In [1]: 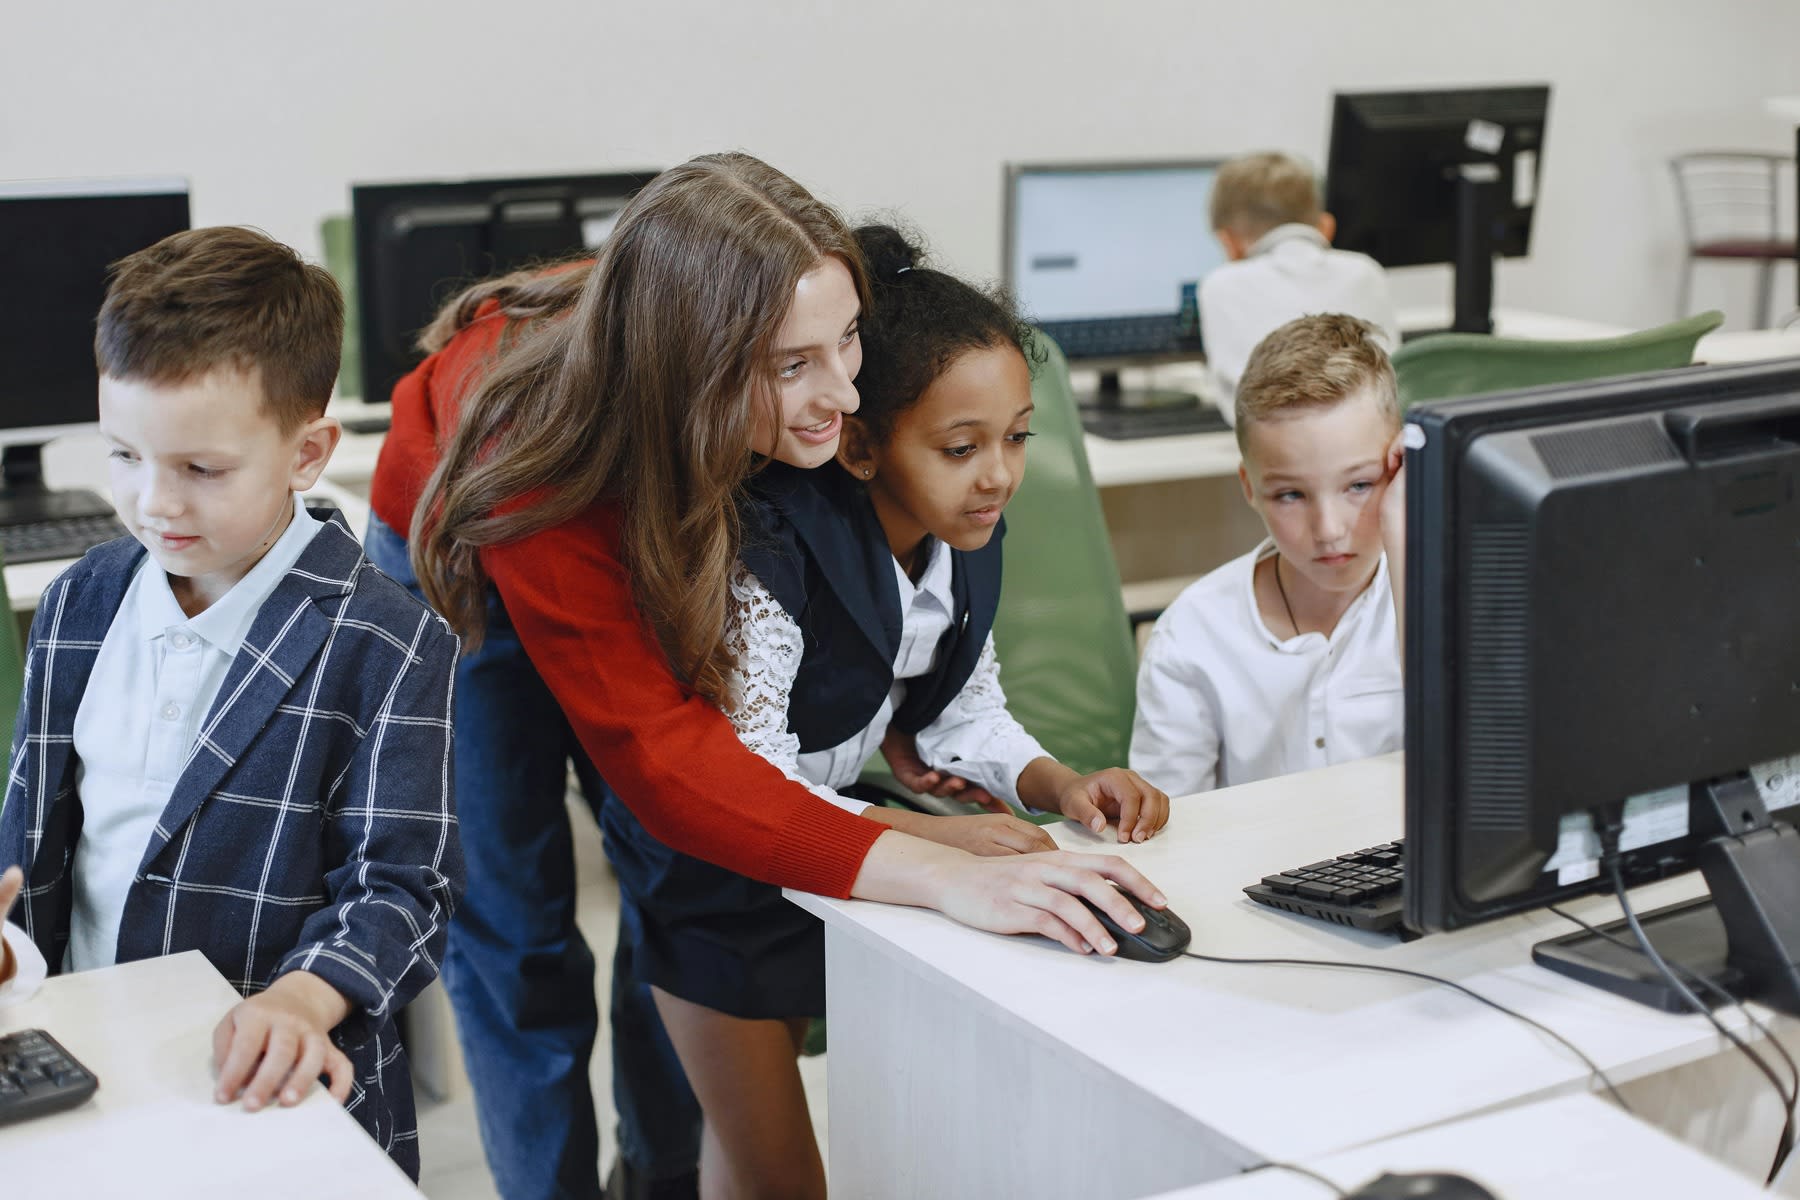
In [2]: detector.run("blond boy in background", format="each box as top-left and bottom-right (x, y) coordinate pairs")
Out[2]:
(1201, 153), (1400, 405)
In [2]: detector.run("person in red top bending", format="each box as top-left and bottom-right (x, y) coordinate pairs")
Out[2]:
(371, 152), (1169, 1200)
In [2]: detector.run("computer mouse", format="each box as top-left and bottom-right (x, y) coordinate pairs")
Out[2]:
(1077, 888), (1191, 962)
(1345, 1171), (1499, 1200)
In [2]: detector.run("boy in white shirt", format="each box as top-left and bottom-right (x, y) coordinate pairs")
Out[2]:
(1200, 152), (1400, 405)
(1131, 314), (1405, 796)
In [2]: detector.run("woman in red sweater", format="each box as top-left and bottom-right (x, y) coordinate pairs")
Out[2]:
(374, 153), (1166, 1200)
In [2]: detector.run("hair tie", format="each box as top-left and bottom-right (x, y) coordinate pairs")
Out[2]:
(894, 265), (913, 275)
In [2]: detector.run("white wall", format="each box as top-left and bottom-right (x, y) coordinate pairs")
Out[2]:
(5, 0), (1796, 332)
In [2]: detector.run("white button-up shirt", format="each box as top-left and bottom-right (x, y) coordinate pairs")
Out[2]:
(1199, 223), (1400, 406)
(1129, 539), (1402, 796)
(726, 537), (1048, 813)
(65, 496), (324, 971)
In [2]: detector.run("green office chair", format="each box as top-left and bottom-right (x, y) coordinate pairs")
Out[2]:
(856, 333), (1139, 818)
(319, 215), (362, 401)
(1391, 311), (1724, 410)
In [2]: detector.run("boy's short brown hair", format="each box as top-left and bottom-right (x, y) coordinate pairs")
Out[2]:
(95, 226), (343, 432)
(1234, 313), (1398, 448)
(1209, 152), (1322, 238)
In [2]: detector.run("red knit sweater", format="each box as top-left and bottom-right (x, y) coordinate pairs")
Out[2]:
(368, 305), (884, 898)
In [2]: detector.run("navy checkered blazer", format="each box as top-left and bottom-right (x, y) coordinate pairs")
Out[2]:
(0, 512), (462, 1179)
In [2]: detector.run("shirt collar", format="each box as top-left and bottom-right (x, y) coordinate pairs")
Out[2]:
(1249, 223), (1330, 258)
(893, 536), (954, 614)
(136, 494), (324, 656)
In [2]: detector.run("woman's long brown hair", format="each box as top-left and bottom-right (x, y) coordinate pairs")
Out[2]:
(411, 152), (870, 706)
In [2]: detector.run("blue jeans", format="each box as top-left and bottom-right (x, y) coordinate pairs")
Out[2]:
(366, 515), (701, 1200)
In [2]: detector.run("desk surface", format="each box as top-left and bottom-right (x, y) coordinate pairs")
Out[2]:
(1151, 1093), (1765, 1199)
(790, 754), (1787, 1167)
(0, 952), (420, 1199)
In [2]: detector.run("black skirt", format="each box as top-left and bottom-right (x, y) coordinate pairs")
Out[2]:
(601, 794), (825, 1020)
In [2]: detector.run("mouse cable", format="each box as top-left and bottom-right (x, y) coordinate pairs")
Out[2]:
(1548, 902), (1797, 1113)
(1178, 949), (1631, 1112)
(1242, 1159), (1349, 1197)
(1601, 859), (1797, 1185)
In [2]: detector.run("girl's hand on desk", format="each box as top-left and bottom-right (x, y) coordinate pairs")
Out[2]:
(1046, 767), (1171, 844)
(868, 807), (1056, 856)
(212, 970), (354, 1113)
(0, 867), (20, 985)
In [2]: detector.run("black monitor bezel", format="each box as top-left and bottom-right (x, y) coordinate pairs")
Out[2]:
(349, 169), (658, 404)
(1402, 357), (1800, 933)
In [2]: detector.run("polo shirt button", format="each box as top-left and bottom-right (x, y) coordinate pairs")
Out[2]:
(170, 632), (193, 650)
(160, 702), (181, 721)
(1314, 736), (1326, 749)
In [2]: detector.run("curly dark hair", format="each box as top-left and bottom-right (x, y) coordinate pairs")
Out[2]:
(851, 223), (1040, 443)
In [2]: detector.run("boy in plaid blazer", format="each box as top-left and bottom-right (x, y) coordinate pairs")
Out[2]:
(0, 228), (461, 1180)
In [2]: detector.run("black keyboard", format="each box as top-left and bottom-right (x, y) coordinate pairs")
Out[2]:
(0, 514), (128, 564)
(1081, 403), (1232, 441)
(1041, 315), (1186, 359)
(1244, 840), (1406, 933)
(0, 1028), (99, 1126)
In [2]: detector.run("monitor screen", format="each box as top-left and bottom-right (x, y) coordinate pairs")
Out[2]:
(1004, 161), (1223, 361)
(1326, 85), (1549, 271)
(0, 178), (190, 444)
(351, 170), (658, 404)
(1403, 358), (1800, 933)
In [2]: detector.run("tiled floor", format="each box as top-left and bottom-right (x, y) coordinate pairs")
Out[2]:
(414, 795), (830, 1199)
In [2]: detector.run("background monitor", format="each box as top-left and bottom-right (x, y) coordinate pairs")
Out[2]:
(0, 177), (190, 520)
(1002, 160), (1224, 411)
(1404, 358), (1800, 1011)
(350, 170), (659, 405)
(1326, 85), (1550, 334)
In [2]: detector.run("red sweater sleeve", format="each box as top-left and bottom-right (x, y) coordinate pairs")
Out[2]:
(480, 505), (885, 898)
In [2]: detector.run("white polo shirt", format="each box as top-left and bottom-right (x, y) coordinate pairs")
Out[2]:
(1199, 223), (1400, 406)
(64, 496), (323, 972)
(1129, 540), (1402, 797)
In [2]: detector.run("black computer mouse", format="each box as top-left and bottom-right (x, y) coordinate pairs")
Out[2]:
(1077, 888), (1191, 962)
(1346, 1171), (1500, 1200)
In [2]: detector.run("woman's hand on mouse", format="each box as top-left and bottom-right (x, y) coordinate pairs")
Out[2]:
(851, 834), (1169, 957)
(1016, 760), (1170, 843)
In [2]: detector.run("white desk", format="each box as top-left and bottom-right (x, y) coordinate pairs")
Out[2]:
(0, 951), (421, 1199)
(1149, 1093), (1766, 1199)
(789, 755), (1794, 1200)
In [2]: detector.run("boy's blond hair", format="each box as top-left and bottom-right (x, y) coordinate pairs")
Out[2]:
(1234, 313), (1398, 449)
(95, 226), (343, 433)
(1209, 152), (1322, 239)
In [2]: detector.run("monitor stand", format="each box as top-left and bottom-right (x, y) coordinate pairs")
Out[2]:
(1081, 368), (1200, 412)
(1533, 774), (1800, 1016)
(1078, 371), (1230, 440)
(1400, 164), (1502, 343)
(0, 444), (114, 527)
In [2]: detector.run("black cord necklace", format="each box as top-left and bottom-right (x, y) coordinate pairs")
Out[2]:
(1273, 555), (1301, 638)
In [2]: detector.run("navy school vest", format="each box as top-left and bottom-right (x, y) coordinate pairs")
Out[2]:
(737, 463), (1005, 754)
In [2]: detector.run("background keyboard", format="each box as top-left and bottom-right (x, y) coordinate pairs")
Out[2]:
(1080, 403), (1232, 440)
(0, 514), (128, 565)
(1244, 840), (1406, 933)
(0, 1028), (99, 1126)
(1040, 315), (1185, 358)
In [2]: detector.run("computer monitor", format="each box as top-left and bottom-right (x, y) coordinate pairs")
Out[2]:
(1404, 357), (1800, 1014)
(1326, 85), (1550, 336)
(0, 177), (190, 523)
(350, 170), (658, 405)
(1002, 160), (1225, 411)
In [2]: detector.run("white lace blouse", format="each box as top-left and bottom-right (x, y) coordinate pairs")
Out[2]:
(722, 537), (1048, 815)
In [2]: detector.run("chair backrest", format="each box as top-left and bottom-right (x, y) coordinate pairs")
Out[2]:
(991, 333), (1138, 775)
(1391, 311), (1724, 410)
(319, 214), (363, 400)
(1669, 152), (1791, 248)
(0, 553), (24, 781)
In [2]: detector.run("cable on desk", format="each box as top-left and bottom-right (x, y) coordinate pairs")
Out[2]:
(1178, 949), (1632, 1112)
(1601, 858), (1797, 1185)
(1242, 1160), (1350, 1197)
